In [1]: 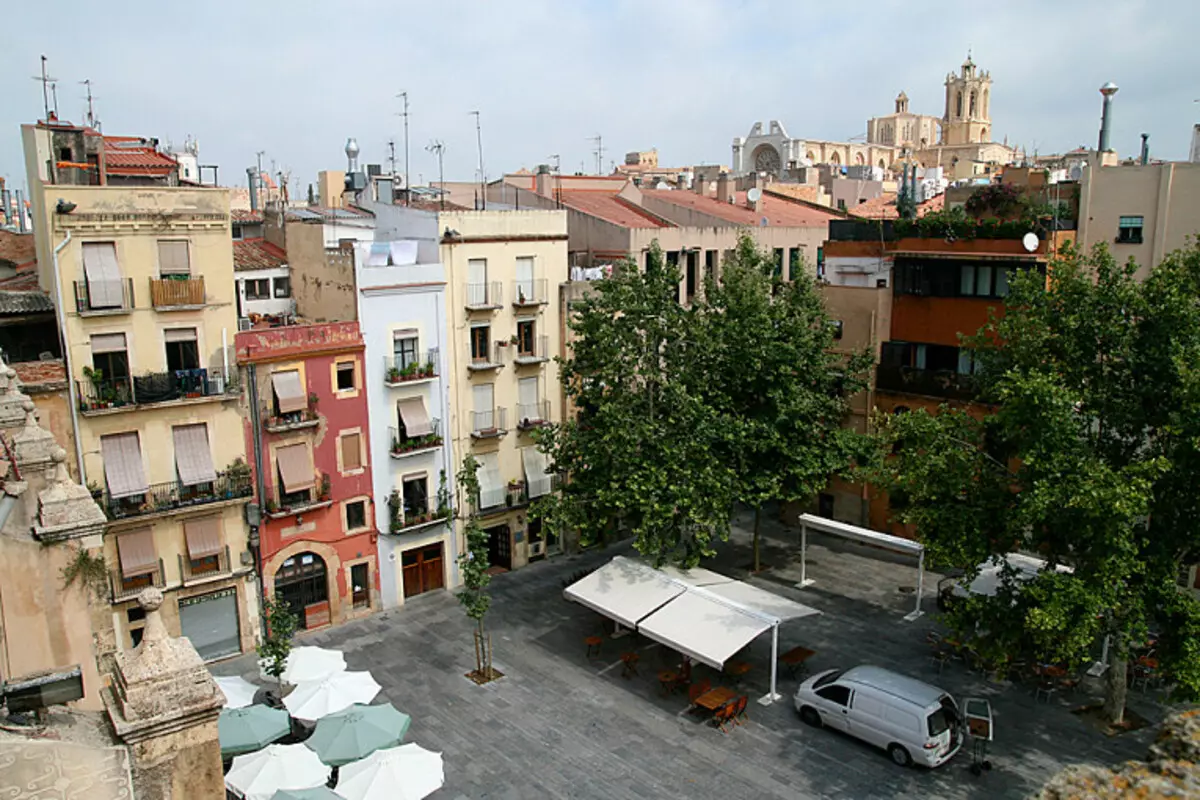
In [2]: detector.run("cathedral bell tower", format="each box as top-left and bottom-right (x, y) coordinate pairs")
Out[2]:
(942, 54), (992, 145)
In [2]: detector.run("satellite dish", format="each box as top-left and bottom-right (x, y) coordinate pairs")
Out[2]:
(747, 187), (762, 203)
(1068, 164), (1084, 181)
(1022, 232), (1040, 253)
(655, 181), (670, 190)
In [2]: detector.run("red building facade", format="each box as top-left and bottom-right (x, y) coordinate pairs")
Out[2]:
(236, 321), (380, 629)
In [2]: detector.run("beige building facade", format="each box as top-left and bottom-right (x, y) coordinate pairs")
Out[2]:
(22, 122), (259, 664)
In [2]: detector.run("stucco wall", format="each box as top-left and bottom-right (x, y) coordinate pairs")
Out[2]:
(288, 222), (359, 323)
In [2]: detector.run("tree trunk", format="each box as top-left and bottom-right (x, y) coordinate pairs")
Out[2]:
(1103, 638), (1128, 727)
(753, 506), (762, 573)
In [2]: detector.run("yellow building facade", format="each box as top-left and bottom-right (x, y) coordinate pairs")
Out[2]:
(22, 123), (259, 663)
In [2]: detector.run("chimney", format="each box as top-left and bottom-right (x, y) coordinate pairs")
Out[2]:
(717, 172), (731, 204)
(675, 174), (687, 191)
(535, 164), (552, 197)
(1097, 82), (1118, 153)
(15, 190), (27, 233)
(692, 174), (707, 196)
(345, 137), (360, 173)
(246, 167), (258, 212)
(1140, 133), (1150, 166)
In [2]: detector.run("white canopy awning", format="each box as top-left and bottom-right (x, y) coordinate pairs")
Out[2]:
(651, 563), (733, 587)
(562, 556), (683, 629)
(706, 581), (822, 622)
(637, 590), (772, 670)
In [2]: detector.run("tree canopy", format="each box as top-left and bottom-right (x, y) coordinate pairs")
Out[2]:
(868, 240), (1200, 723)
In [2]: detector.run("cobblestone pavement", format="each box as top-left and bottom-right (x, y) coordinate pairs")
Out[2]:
(215, 510), (1166, 799)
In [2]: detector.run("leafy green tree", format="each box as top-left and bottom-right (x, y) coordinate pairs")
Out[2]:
(257, 596), (297, 690)
(869, 241), (1200, 724)
(696, 234), (871, 571)
(534, 243), (733, 567)
(456, 454), (496, 681)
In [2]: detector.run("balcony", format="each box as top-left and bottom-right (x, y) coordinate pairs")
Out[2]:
(467, 342), (508, 371)
(387, 504), (451, 535)
(516, 400), (550, 430)
(74, 279), (135, 316)
(470, 407), (508, 439)
(78, 368), (232, 414)
(179, 545), (234, 585)
(110, 559), (166, 602)
(263, 408), (320, 433)
(512, 279), (548, 308)
(384, 351), (439, 386)
(478, 482), (527, 517)
(150, 276), (206, 310)
(389, 419), (443, 458)
(102, 469), (253, 522)
(465, 282), (502, 311)
(513, 335), (550, 366)
(875, 364), (978, 402)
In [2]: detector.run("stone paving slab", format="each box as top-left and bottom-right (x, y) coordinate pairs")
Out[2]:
(0, 738), (133, 800)
(215, 510), (1165, 799)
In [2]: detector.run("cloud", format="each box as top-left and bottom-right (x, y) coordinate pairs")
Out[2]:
(2, 0), (1197, 193)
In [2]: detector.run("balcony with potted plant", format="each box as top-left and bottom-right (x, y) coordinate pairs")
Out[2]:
(389, 419), (443, 459)
(263, 471), (334, 519)
(383, 351), (440, 387)
(78, 367), (234, 416)
(386, 487), (451, 535)
(101, 462), (253, 522)
(263, 393), (321, 433)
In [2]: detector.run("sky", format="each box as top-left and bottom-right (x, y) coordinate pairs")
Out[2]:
(3, 0), (1198, 197)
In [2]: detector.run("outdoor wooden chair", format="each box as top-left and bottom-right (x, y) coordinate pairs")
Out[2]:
(584, 635), (603, 659)
(714, 703), (737, 733)
(620, 651), (640, 679)
(687, 679), (712, 710)
(733, 695), (749, 726)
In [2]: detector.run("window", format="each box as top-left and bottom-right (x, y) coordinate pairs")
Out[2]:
(336, 361), (356, 392)
(351, 563), (370, 609)
(90, 333), (130, 385)
(828, 320), (843, 340)
(975, 265), (993, 297)
(340, 432), (362, 472)
(837, 199), (847, 211)
(346, 499), (367, 531)
(789, 248), (802, 281)
(772, 249), (784, 280)
(704, 250), (717, 283)
(81, 242), (124, 309)
(995, 267), (1012, 297)
(1118, 216), (1144, 244)
(164, 328), (200, 372)
(273, 276), (290, 298)
(402, 475), (428, 518)
(517, 319), (535, 356)
(393, 331), (419, 370)
(244, 278), (270, 300)
(231, 224), (244, 240)
(685, 251), (698, 300)
(959, 265), (976, 296)
(157, 240), (191, 276)
(470, 325), (491, 363)
(815, 684), (851, 706)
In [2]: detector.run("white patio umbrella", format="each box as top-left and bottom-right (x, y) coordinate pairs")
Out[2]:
(225, 743), (331, 800)
(335, 743), (444, 800)
(216, 675), (261, 709)
(281, 646), (347, 684)
(284, 671), (381, 722)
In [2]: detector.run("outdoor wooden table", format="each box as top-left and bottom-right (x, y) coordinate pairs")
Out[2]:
(780, 646), (816, 677)
(694, 686), (737, 712)
(725, 662), (752, 682)
(658, 670), (679, 695)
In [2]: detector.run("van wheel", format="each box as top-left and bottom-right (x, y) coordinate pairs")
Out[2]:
(799, 706), (822, 728)
(888, 744), (912, 767)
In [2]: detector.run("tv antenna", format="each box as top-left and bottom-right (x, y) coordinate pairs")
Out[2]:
(426, 140), (446, 210)
(396, 91), (410, 205)
(80, 79), (98, 128)
(387, 139), (397, 177)
(469, 110), (485, 209)
(548, 154), (562, 207)
(31, 55), (55, 121)
(590, 134), (604, 174)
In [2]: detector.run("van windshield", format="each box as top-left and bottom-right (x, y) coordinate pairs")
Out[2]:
(927, 709), (950, 737)
(813, 670), (844, 690)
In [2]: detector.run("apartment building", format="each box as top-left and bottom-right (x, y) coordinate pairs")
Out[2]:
(22, 120), (257, 661)
(236, 321), (379, 629)
(232, 209), (294, 327)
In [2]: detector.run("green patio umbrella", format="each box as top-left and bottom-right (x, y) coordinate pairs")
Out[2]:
(270, 788), (342, 800)
(219, 705), (291, 758)
(303, 703), (411, 767)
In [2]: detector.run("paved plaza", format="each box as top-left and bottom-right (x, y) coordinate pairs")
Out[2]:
(214, 510), (1165, 799)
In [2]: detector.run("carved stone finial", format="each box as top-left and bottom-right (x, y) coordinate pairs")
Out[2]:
(22, 398), (37, 427)
(137, 587), (168, 646)
(49, 446), (70, 484)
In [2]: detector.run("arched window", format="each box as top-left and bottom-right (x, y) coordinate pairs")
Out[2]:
(980, 127), (988, 143)
(955, 91), (963, 118)
(855, 153), (865, 165)
(878, 159), (887, 170)
(982, 89), (989, 118)
(830, 151), (841, 166)
(970, 90), (977, 117)
(806, 151), (816, 163)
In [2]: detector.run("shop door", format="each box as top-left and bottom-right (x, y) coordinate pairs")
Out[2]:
(486, 524), (512, 571)
(274, 552), (329, 629)
(178, 587), (241, 661)
(402, 543), (445, 598)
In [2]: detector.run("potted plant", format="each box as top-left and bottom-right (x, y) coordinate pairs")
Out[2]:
(307, 391), (319, 410)
(318, 472), (331, 502)
(265, 498), (279, 515)
(423, 360), (435, 378)
(386, 365), (401, 383)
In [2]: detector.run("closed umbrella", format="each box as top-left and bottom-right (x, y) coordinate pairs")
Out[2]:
(304, 703), (412, 766)
(282, 646), (347, 684)
(335, 743), (444, 800)
(270, 789), (342, 800)
(216, 675), (261, 709)
(284, 671), (381, 722)
(226, 743), (331, 800)
(220, 705), (291, 758)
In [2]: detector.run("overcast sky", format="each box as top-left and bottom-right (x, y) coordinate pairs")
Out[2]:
(4, 0), (1198, 196)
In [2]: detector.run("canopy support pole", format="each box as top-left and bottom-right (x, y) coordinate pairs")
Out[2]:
(797, 521), (814, 588)
(903, 550), (925, 622)
(759, 622), (782, 706)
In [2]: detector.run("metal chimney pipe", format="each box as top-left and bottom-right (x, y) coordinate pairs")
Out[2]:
(246, 167), (259, 211)
(15, 190), (27, 233)
(1139, 134), (1149, 166)
(1098, 82), (1119, 153)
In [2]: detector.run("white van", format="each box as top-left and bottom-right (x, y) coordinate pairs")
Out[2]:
(794, 665), (963, 768)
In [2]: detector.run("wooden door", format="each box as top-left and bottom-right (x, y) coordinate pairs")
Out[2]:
(401, 543), (445, 598)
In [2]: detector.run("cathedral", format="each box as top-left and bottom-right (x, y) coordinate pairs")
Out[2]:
(732, 55), (1015, 181)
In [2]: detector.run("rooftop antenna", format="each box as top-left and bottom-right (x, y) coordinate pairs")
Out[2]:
(32, 55), (55, 121)
(80, 79), (97, 128)
(255, 150), (265, 195)
(396, 91), (410, 205)
(469, 110), (485, 209)
(49, 81), (59, 118)
(590, 134), (604, 174)
(426, 140), (445, 210)
(549, 154), (562, 208)
(387, 139), (397, 176)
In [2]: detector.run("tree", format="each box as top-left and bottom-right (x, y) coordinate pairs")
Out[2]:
(696, 234), (871, 571)
(257, 596), (297, 691)
(535, 243), (733, 567)
(869, 241), (1200, 724)
(457, 454), (497, 682)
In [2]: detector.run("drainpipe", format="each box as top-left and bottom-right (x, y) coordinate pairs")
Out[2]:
(246, 362), (268, 632)
(51, 230), (87, 485)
